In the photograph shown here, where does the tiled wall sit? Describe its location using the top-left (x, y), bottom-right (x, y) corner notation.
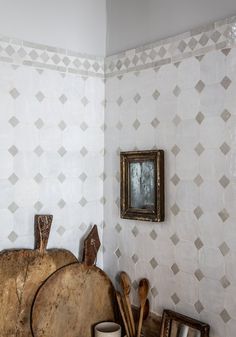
top-left (0, 57), bottom-right (105, 264)
top-left (103, 18), bottom-right (236, 337)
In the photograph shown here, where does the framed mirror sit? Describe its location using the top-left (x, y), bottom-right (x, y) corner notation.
top-left (160, 310), bottom-right (210, 337)
top-left (120, 150), bottom-right (164, 222)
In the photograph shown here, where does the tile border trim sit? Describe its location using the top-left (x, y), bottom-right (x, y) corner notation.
top-left (0, 15), bottom-right (235, 77)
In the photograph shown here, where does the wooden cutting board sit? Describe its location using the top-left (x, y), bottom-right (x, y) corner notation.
top-left (0, 215), bottom-right (77, 337)
top-left (31, 263), bottom-right (117, 337)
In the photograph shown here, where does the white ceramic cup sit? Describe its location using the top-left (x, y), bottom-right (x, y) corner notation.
top-left (95, 322), bottom-right (121, 337)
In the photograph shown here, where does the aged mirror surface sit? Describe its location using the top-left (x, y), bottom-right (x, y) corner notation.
top-left (160, 310), bottom-right (210, 337)
top-left (120, 150), bottom-right (164, 222)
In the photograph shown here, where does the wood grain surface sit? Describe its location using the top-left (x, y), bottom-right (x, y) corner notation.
top-left (31, 263), bottom-right (116, 337)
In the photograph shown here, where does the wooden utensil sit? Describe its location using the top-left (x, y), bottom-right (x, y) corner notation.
top-left (82, 225), bottom-right (101, 266)
top-left (31, 263), bottom-right (116, 337)
top-left (0, 215), bottom-right (77, 337)
top-left (116, 291), bottom-right (130, 337)
top-left (137, 278), bottom-right (149, 337)
top-left (120, 272), bottom-right (135, 337)
top-left (143, 298), bottom-right (150, 321)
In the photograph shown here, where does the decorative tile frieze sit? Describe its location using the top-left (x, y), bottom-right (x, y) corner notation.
top-left (105, 16), bottom-right (236, 77)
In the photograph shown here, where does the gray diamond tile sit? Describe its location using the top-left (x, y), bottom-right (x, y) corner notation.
top-left (221, 109), bottom-right (231, 122)
top-left (171, 203), bottom-right (180, 216)
top-left (151, 118), bottom-right (160, 128)
top-left (34, 201), bottom-right (43, 211)
top-left (80, 146), bottom-right (88, 157)
top-left (34, 173), bottom-right (43, 184)
top-left (199, 34), bottom-right (209, 46)
top-left (79, 197), bottom-right (87, 207)
top-left (58, 199), bottom-right (66, 209)
top-left (219, 175), bottom-right (230, 188)
top-left (219, 242), bottom-right (230, 256)
top-left (29, 50), bottom-right (38, 60)
top-left (100, 196), bottom-right (106, 205)
top-left (196, 111), bottom-right (205, 124)
top-left (218, 208), bottom-right (229, 222)
top-left (195, 143), bottom-right (205, 156)
top-left (211, 30), bottom-right (221, 43)
top-left (194, 206), bottom-right (203, 219)
top-left (58, 120), bottom-right (67, 131)
top-left (150, 257), bottom-right (158, 269)
top-left (57, 226), bottom-right (66, 236)
top-left (220, 309), bottom-right (231, 323)
top-left (171, 174), bottom-right (180, 186)
top-left (5, 45), bottom-right (15, 56)
top-left (171, 293), bottom-right (180, 305)
top-left (194, 300), bottom-right (204, 314)
top-left (34, 118), bottom-right (44, 129)
top-left (188, 37), bottom-right (198, 50)
top-left (58, 172), bottom-right (66, 183)
top-left (195, 80), bottom-right (205, 93)
top-left (51, 54), bottom-right (61, 64)
top-left (220, 275), bottom-right (231, 289)
top-left (172, 114), bottom-right (182, 126)
top-left (116, 121), bottom-right (123, 130)
top-left (35, 91), bottom-right (45, 102)
top-left (194, 174), bottom-right (204, 186)
top-left (173, 85), bottom-right (181, 97)
top-left (8, 116), bottom-right (19, 127)
top-left (133, 93), bottom-right (141, 103)
top-left (132, 254), bottom-right (139, 264)
top-left (8, 173), bottom-right (19, 185)
top-left (9, 88), bottom-right (20, 99)
top-left (8, 231), bottom-right (18, 242)
top-left (79, 172), bottom-right (87, 182)
top-left (133, 119), bottom-right (140, 130)
top-left (79, 223), bottom-right (87, 231)
top-left (80, 122), bottom-right (88, 131)
top-left (58, 146), bottom-right (67, 157)
top-left (59, 94), bottom-right (67, 104)
top-left (171, 145), bottom-right (180, 156)
top-left (194, 269), bottom-right (204, 281)
top-left (150, 229), bottom-right (157, 240)
top-left (8, 145), bottom-right (18, 157)
top-left (152, 90), bottom-right (160, 100)
top-left (179, 39), bottom-right (187, 52)
top-left (115, 248), bottom-right (121, 259)
top-left (220, 142), bottom-right (231, 155)
top-left (34, 145), bottom-right (44, 157)
top-left (117, 96), bottom-right (123, 106)
top-left (8, 202), bottom-right (19, 213)
top-left (115, 223), bottom-right (122, 233)
top-left (151, 287), bottom-right (158, 298)
top-left (81, 96), bottom-right (89, 106)
top-left (170, 233), bottom-right (180, 246)
top-left (132, 226), bottom-right (139, 237)
top-left (194, 237), bottom-right (204, 250)
top-left (17, 47), bottom-right (27, 58)
top-left (171, 263), bottom-right (180, 275)
top-left (221, 76), bottom-right (231, 90)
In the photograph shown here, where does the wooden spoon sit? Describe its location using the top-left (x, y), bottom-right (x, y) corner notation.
top-left (143, 298), bottom-right (150, 321)
top-left (120, 272), bottom-right (136, 337)
top-left (116, 291), bottom-right (130, 337)
top-left (137, 278), bottom-right (149, 337)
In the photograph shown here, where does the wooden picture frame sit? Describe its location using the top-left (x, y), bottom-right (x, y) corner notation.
top-left (120, 150), bottom-right (164, 222)
top-left (160, 310), bottom-right (210, 337)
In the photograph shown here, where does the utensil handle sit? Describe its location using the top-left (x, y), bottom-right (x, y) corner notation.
top-left (125, 295), bottom-right (135, 337)
top-left (121, 295), bottom-right (133, 337)
top-left (35, 215), bottom-right (53, 254)
top-left (116, 292), bottom-right (130, 337)
top-left (137, 305), bottom-right (144, 337)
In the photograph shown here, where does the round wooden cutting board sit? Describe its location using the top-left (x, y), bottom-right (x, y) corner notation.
top-left (31, 263), bottom-right (116, 337)
top-left (0, 215), bottom-right (77, 337)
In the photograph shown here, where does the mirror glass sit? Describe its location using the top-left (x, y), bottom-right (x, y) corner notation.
top-left (170, 321), bottom-right (201, 337)
top-left (130, 161), bottom-right (155, 209)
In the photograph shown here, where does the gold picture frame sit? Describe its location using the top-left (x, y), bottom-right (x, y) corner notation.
top-left (120, 150), bottom-right (164, 222)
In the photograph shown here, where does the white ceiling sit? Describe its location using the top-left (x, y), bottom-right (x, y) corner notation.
top-left (0, 0), bottom-right (235, 56)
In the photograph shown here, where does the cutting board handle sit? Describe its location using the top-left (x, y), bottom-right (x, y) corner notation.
top-left (35, 215), bottom-right (53, 254)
